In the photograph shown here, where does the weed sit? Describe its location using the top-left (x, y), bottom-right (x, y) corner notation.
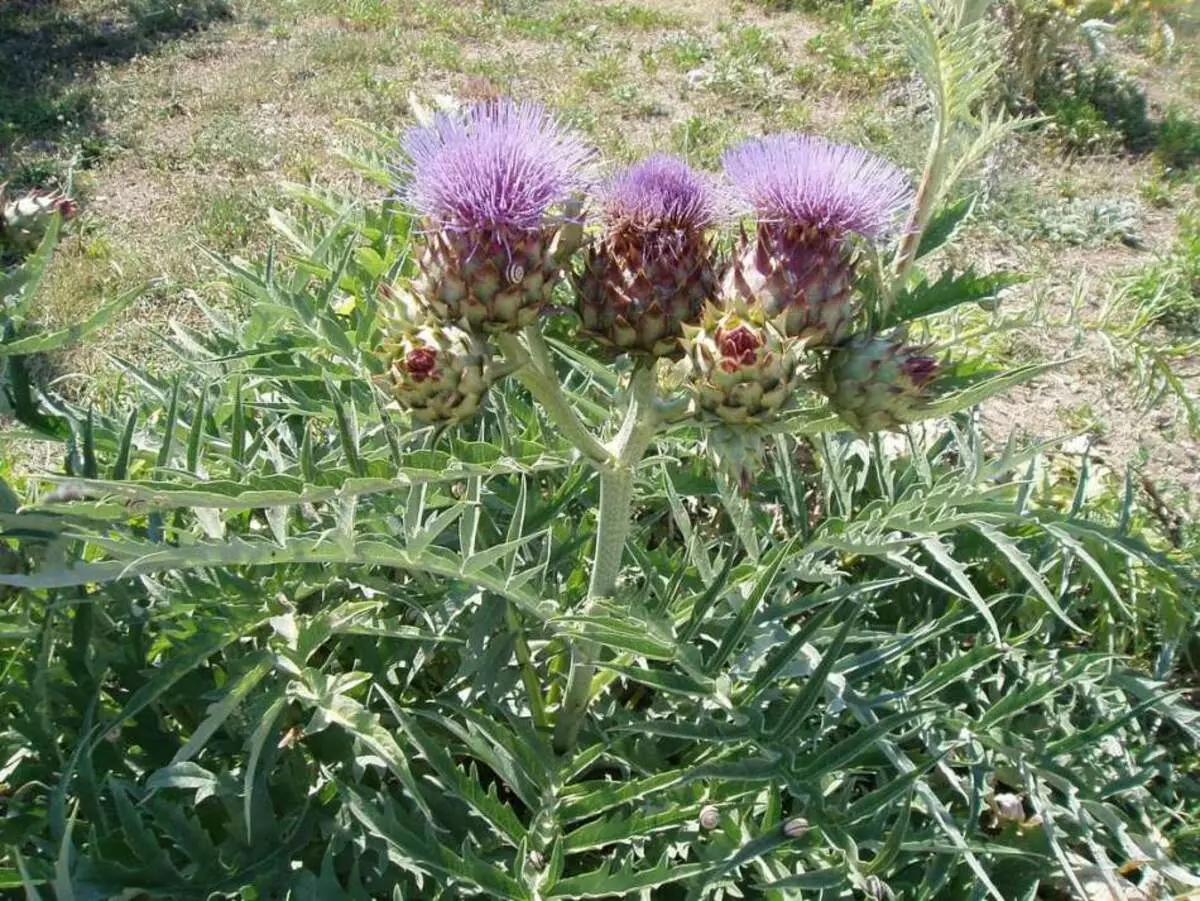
top-left (697, 24), bottom-right (789, 110)
top-left (1037, 60), bottom-right (1156, 154)
top-left (1033, 197), bottom-right (1143, 247)
top-left (656, 33), bottom-right (713, 71)
top-left (581, 58), bottom-right (628, 93)
top-left (1156, 106), bottom-right (1200, 171)
top-left (198, 189), bottom-right (268, 252)
top-left (339, 0), bottom-right (395, 30)
top-left (1139, 176), bottom-right (1173, 209)
top-left (598, 3), bottom-right (681, 30)
top-left (1046, 96), bottom-right (1123, 154)
top-left (803, 24), bottom-right (899, 94)
top-left (1060, 400), bottom-right (1105, 435)
top-left (1127, 207), bottom-right (1200, 333)
top-left (669, 115), bottom-right (743, 168)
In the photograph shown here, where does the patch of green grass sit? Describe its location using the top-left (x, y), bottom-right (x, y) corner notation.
top-left (307, 30), bottom-right (394, 68)
top-left (188, 113), bottom-right (274, 175)
top-left (697, 24), bottom-right (791, 110)
top-left (1139, 175), bottom-right (1174, 209)
top-left (338, 0), bottom-right (396, 30)
top-left (773, 102), bottom-right (814, 131)
top-left (1128, 206), bottom-right (1200, 334)
top-left (408, 0), bottom-right (490, 38)
top-left (656, 32), bottom-right (713, 71)
top-left (581, 57), bottom-right (629, 93)
top-left (197, 187), bottom-right (271, 252)
top-left (597, 2), bottom-right (683, 30)
top-left (0, 0), bottom-right (234, 175)
top-left (802, 24), bottom-right (898, 95)
top-left (1059, 401), bottom-right (1105, 437)
top-left (669, 114), bottom-right (744, 169)
top-left (1156, 106), bottom-right (1200, 172)
top-left (717, 22), bottom-right (784, 69)
top-left (415, 34), bottom-right (464, 71)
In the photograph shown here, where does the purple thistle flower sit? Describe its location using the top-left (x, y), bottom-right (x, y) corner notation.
top-left (575, 155), bottom-right (722, 358)
top-left (400, 99), bottom-right (594, 233)
top-left (600, 155), bottom-right (721, 234)
top-left (722, 134), bottom-right (911, 238)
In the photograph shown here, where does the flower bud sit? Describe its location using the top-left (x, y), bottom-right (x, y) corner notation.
top-left (993, 793), bottom-right (1025, 823)
top-left (683, 304), bottom-right (803, 426)
top-left (377, 318), bottom-right (492, 425)
top-left (820, 335), bottom-right (941, 433)
top-left (1, 188), bottom-right (77, 254)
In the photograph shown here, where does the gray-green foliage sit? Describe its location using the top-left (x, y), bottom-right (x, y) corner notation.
top-left (1, 184), bottom-right (1196, 899)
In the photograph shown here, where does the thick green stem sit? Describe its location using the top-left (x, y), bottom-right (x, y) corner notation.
top-left (893, 124), bottom-right (948, 291)
top-left (493, 331), bottom-right (611, 467)
top-left (553, 365), bottom-right (658, 754)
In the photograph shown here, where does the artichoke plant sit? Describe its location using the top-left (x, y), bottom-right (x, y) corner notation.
top-left (400, 100), bottom-right (593, 332)
top-left (1, 186), bottom-right (77, 256)
top-left (575, 155), bottom-right (719, 358)
top-left (684, 304), bottom-right (802, 425)
top-left (721, 135), bottom-right (911, 346)
top-left (821, 335), bottom-right (941, 432)
top-left (377, 314), bottom-right (492, 424)
top-left (4, 72), bottom-right (1189, 901)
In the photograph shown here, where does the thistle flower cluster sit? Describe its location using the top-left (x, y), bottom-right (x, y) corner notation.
top-left (383, 97), bottom-right (943, 434)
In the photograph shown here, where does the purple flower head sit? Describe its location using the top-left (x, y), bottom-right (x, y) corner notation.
top-left (601, 155), bottom-right (721, 234)
top-left (722, 135), bottom-right (912, 238)
top-left (401, 99), bottom-right (594, 233)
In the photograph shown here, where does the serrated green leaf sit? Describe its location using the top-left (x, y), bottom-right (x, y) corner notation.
top-left (548, 855), bottom-right (714, 899)
top-left (882, 268), bottom-right (1021, 331)
top-left (346, 790), bottom-right (528, 900)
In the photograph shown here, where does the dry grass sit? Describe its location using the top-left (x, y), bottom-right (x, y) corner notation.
top-left (2, 0), bottom-right (1198, 499)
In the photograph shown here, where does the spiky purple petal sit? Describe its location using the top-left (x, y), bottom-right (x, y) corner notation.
top-left (722, 135), bottom-right (911, 238)
top-left (401, 99), bottom-right (594, 232)
top-left (600, 155), bottom-right (721, 233)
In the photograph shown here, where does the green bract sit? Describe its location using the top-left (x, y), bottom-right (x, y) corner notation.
top-left (378, 314), bottom-right (493, 424)
top-left (822, 335), bottom-right (941, 433)
top-left (414, 224), bottom-right (578, 332)
top-left (684, 304), bottom-right (804, 425)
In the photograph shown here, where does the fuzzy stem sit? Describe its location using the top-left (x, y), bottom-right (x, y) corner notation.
top-left (493, 331), bottom-right (611, 467)
top-left (892, 122), bottom-right (949, 291)
top-left (553, 364), bottom-right (658, 754)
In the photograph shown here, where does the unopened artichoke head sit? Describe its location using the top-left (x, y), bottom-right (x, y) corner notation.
top-left (684, 305), bottom-right (803, 426)
top-left (379, 317), bottom-right (492, 425)
top-left (821, 335), bottom-right (941, 433)
top-left (720, 135), bottom-right (911, 347)
top-left (1, 187), bottom-right (77, 255)
top-left (576, 155), bottom-right (719, 358)
top-left (399, 99), bottom-right (593, 332)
